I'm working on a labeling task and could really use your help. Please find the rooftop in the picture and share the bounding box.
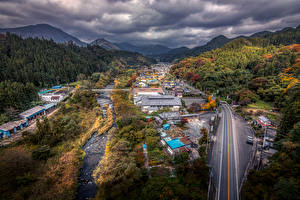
[159,112,180,119]
[43,103,56,110]
[180,137,191,145]
[141,95,182,107]
[258,116,270,123]
[19,105,45,118]
[0,119,27,131]
[132,87,163,96]
[166,138,185,150]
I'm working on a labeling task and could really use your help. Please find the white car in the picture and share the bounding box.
[247,136,254,144]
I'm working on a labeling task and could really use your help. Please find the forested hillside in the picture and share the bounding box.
[0,33,153,115]
[158,25,300,63]
[171,39,299,106]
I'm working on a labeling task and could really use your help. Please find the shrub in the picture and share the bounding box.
[32,145,51,160]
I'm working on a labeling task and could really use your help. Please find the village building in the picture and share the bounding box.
[40,94,64,102]
[0,119,28,138]
[132,87,164,104]
[19,103,56,123]
[257,116,272,127]
[166,138,185,155]
[158,112,181,121]
[19,105,46,122]
[136,95,182,113]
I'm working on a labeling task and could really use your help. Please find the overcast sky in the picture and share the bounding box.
[0,0,299,48]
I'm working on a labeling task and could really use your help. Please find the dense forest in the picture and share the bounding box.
[170,39,299,107]
[0,33,153,119]
[170,34,300,199]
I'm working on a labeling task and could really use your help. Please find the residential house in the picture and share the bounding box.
[257,116,272,127]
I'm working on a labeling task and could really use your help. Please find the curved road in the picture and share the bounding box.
[218,104,239,200]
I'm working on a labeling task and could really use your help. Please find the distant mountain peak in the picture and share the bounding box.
[90,38,120,50]
[0,23,86,46]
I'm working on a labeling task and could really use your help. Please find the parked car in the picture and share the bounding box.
[247,136,254,144]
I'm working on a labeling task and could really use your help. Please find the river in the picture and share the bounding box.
[77,84,114,200]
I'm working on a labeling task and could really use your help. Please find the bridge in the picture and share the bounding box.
[92,88,130,92]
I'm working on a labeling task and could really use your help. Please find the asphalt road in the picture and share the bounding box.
[218,104,239,200]
[209,103,255,200]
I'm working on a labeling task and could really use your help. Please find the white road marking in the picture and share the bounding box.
[218,107,225,200]
[225,104,240,200]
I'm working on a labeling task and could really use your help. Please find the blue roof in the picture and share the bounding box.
[43,103,56,110]
[166,138,185,149]
[38,89,53,95]
[52,85,62,89]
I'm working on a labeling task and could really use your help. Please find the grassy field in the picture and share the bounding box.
[248,100,273,110]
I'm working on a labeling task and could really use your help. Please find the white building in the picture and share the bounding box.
[40,94,64,102]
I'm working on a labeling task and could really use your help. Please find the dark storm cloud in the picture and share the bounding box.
[0,0,299,47]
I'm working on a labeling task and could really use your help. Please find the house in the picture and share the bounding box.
[137,95,182,113]
[132,88,164,104]
[40,94,64,102]
[19,105,46,123]
[43,103,56,114]
[257,116,271,127]
[158,112,180,121]
[180,137,191,148]
[137,82,148,88]
[166,138,185,155]
[0,119,28,138]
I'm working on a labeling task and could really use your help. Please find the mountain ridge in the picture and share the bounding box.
[0,23,86,46]
[90,38,120,50]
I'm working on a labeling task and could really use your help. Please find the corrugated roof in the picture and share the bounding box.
[43,103,56,110]
[258,116,270,123]
[141,95,182,106]
[159,112,180,119]
[19,105,45,118]
[0,119,27,131]
[180,137,191,145]
[166,138,185,150]
[132,87,163,96]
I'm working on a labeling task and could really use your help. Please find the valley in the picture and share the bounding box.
[0,12,299,200]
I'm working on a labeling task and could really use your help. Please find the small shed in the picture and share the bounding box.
[163,123,170,130]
